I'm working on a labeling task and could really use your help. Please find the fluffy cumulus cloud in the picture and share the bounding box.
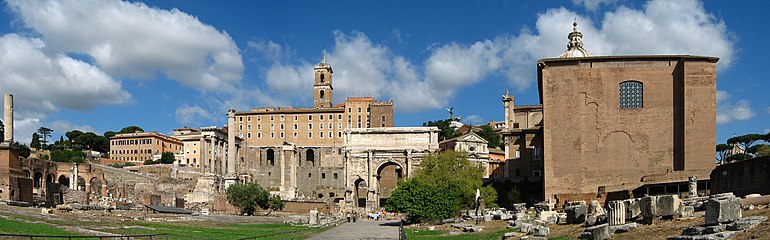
[1,0,246,141]
[0,34,130,143]
[7,0,243,91]
[256,0,734,113]
[716,91,755,124]
[175,105,213,127]
[464,115,484,125]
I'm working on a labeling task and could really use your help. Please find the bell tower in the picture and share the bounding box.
[313,50,333,108]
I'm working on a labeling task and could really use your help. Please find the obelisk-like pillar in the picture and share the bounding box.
[224,109,238,188]
[3,93,12,144]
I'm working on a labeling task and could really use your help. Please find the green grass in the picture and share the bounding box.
[405,228,514,240]
[106,221,322,239]
[0,216,81,237]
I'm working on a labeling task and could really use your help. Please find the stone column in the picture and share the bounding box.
[607,200,626,226]
[3,93,12,144]
[221,142,227,176]
[405,149,412,178]
[209,137,216,174]
[71,164,79,190]
[225,109,238,187]
[199,136,207,173]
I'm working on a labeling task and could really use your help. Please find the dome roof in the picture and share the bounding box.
[559,21,592,58]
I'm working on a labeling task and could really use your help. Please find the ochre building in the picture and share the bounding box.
[109,131,183,165]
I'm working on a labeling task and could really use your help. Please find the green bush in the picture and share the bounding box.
[226,183,284,215]
[385,179,461,223]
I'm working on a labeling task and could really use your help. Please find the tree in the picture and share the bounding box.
[50,150,84,163]
[159,152,176,164]
[65,130,83,141]
[12,142,31,158]
[474,125,503,149]
[30,132,41,149]
[119,126,144,134]
[103,131,118,139]
[385,151,497,223]
[226,183,285,216]
[422,119,459,141]
[36,127,53,149]
[716,144,732,164]
[727,134,764,155]
[265,194,285,216]
[748,144,770,157]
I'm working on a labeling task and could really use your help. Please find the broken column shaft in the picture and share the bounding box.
[3,93,12,144]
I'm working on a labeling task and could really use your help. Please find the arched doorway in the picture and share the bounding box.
[46,174,54,183]
[58,175,70,188]
[354,178,367,208]
[267,149,275,166]
[305,149,315,166]
[377,162,403,207]
[23,170,30,178]
[33,171,43,189]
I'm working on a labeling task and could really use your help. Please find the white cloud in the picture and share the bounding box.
[255,0,733,113]
[49,120,95,135]
[573,0,617,11]
[7,0,244,92]
[464,115,484,125]
[716,90,755,124]
[763,128,769,134]
[175,105,213,127]
[766,106,770,114]
[0,34,130,144]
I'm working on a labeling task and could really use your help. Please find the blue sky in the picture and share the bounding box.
[0,0,767,145]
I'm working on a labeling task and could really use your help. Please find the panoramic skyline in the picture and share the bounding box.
[0,0,766,145]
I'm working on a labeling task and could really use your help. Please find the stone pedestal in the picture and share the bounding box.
[607,200,626,226]
[705,193,741,225]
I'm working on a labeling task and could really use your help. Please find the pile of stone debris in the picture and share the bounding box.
[500,191,767,240]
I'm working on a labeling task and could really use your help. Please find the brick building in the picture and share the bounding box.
[530,22,717,207]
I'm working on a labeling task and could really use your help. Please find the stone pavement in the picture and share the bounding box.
[309,219,401,240]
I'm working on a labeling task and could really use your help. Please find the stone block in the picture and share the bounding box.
[538,210,558,222]
[463,226,483,232]
[518,222,533,233]
[521,237,547,240]
[623,199,641,220]
[501,232,523,240]
[726,216,767,231]
[640,195,681,219]
[512,203,527,213]
[705,194,742,225]
[483,214,492,222]
[529,225,549,236]
[557,213,567,224]
[566,203,587,224]
[587,200,605,216]
[514,212,528,220]
[680,205,694,218]
[584,213,606,227]
[580,223,610,240]
[609,222,637,234]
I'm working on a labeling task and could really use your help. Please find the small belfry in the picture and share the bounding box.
[559,20,592,58]
[313,49,333,108]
